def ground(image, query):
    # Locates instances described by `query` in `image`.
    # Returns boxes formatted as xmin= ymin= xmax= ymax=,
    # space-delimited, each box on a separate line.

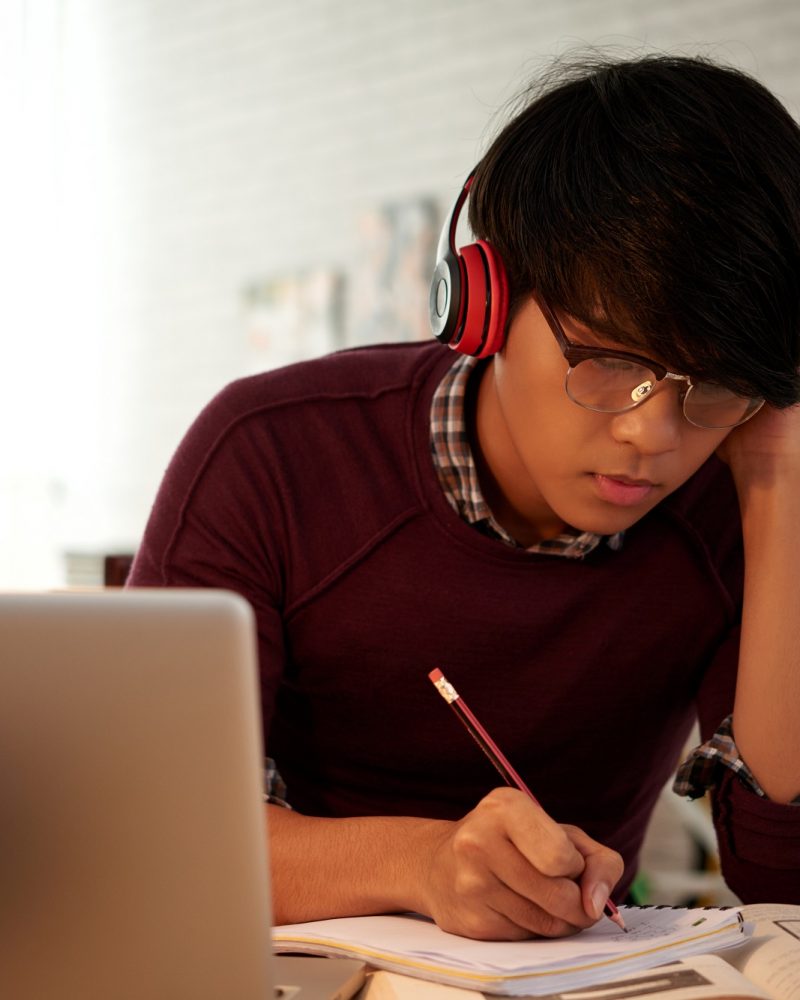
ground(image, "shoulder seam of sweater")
xmin=159 ymin=351 xmax=445 ymax=588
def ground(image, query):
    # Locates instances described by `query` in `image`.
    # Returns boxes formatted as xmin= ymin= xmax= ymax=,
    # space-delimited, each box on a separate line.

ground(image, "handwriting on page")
xmin=589 ymin=910 xmax=711 ymax=943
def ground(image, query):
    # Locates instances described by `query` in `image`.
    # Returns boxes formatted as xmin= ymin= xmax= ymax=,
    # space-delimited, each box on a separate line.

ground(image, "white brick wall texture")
xmin=5 ymin=0 xmax=796 ymax=903
xmin=5 ymin=0 xmax=800 ymax=580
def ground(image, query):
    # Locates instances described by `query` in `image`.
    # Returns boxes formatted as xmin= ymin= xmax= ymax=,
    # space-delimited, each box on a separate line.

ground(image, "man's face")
xmin=474 ymin=296 xmax=733 ymax=543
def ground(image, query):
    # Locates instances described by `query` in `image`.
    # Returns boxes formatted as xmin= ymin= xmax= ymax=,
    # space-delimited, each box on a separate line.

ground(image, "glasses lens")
xmin=566 ymin=358 xmax=764 ymax=428
xmin=684 ymin=384 xmax=763 ymax=428
xmin=567 ymin=357 xmax=658 ymax=412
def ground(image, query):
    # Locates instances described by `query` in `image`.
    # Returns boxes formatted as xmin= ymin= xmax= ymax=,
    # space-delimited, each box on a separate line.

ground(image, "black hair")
xmin=468 ymin=53 xmax=800 ymax=407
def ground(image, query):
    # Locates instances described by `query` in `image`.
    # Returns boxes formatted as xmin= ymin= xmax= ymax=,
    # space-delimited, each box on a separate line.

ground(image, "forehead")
xmin=555 ymin=302 xmax=656 ymax=353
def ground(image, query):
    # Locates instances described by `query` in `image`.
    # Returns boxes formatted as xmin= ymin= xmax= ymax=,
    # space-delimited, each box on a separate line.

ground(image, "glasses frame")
xmin=533 ymin=292 xmax=764 ymax=429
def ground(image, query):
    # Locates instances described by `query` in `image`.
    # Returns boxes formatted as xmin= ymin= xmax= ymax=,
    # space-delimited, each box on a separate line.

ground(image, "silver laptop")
xmin=0 ymin=589 xmax=365 ymax=1000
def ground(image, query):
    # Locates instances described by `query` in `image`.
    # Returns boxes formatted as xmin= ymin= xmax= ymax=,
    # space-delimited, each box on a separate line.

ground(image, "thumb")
xmin=564 ymin=825 xmax=624 ymax=921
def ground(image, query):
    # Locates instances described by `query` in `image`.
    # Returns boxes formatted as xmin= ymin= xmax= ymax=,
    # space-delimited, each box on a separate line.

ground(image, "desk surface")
xmin=360 ymin=971 xmax=476 ymax=999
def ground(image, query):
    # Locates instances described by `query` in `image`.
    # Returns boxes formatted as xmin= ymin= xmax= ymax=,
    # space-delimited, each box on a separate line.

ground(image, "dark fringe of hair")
xmin=469 ymin=52 xmax=800 ymax=407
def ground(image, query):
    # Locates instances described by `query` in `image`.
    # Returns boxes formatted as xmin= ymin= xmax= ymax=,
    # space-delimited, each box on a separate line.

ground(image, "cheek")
xmin=497 ymin=369 xmax=602 ymax=462
xmin=680 ymin=429 xmax=731 ymax=471
xmin=495 ymin=350 xmax=572 ymax=427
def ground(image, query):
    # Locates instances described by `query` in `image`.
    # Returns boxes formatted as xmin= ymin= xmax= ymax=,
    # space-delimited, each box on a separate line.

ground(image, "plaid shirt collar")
xmin=430 ymin=353 xmax=624 ymax=558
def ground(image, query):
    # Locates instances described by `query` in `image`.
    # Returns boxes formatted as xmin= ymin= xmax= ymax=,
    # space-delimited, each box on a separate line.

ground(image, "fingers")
xmin=500 ymin=793 xmax=586 ymax=881
xmin=424 ymin=788 xmax=620 ymax=940
xmin=438 ymin=871 xmax=586 ymax=941
xmin=562 ymin=824 xmax=625 ymax=921
xmin=446 ymin=818 xmax=589 ymax=938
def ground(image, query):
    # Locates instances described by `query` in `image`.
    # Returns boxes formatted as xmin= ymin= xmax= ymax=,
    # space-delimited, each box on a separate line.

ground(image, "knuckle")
xmin=531 ymin=908 xmax=577 ymax=939
xmin=452 ymin=867 xmax=487 ymax=901
xmin=538 ymin=837 xmax=581 ymax=876
xmin=593 ymin=844 xmax=625 ymax=883
xmin=534 ymin=876 xmax=570 ymax=914
xmin=534 ymin=877 xmax=591 ymax=930
xmin=450 ymin=824 xmax=487 ymax=863
xmin=458 ymin=911 xmax=505 ymax=940
xmin=479 ymin=786 xmax=518 ymax=817
xmin=436 ymin=905 xmax=521 ymax=941
xmin=483 ymin=785 xmax=517 ymax=805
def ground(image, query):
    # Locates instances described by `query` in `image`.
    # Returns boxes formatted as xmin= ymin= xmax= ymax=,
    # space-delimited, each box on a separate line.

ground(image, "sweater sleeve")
xmin=127 ymin=389 xmax=290 ymax=751
xmin=681 ymin=625 xmax=800 ymax=903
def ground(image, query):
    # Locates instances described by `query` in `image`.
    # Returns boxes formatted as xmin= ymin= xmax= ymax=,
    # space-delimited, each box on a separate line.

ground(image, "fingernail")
xmin=591 ymin=883 xmax=610 ymax=919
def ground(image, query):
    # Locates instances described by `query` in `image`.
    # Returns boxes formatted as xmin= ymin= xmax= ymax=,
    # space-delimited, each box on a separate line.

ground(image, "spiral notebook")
xmin=273 ymin=904 xmax=749 ymax=996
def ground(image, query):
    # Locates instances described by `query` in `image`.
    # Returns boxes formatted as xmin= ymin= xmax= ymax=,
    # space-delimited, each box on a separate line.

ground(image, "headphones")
xmin=428 ymin=169 xmax=510 ymax=358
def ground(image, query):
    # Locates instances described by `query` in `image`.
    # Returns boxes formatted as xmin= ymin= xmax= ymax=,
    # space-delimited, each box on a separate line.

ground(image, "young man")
xmin=129 ymin=54 xmax=800 ymax=939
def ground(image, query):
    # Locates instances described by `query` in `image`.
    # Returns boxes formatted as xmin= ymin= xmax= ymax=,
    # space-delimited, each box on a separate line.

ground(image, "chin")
xmin=563 ymin=503 xmax=655 ymax=535
xmin=561 ymin=503 xmax=653 ymax=537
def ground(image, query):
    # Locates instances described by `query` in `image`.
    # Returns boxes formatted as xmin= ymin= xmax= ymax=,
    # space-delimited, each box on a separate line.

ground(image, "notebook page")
xmin=274 ymin=905 xmax=745 ymax=974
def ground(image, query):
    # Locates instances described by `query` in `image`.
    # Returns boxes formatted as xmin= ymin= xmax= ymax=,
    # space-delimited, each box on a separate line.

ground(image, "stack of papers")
xmin=273 ymin=906 xmax=748 ymax=996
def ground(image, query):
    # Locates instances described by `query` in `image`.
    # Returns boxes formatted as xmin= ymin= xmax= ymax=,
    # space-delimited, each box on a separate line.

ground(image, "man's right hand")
xmin=420 ymin=787 xmax=624 ymax=940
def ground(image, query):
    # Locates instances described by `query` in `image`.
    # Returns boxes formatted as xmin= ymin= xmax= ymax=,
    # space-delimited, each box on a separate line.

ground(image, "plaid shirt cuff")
xmin=263 ymin=756 xmax=291 ymax=808
xmin=673 ymin=714 xmax=800 ymax=803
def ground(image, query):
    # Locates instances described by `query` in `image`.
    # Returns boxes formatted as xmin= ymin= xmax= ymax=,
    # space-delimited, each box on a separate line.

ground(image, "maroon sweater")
xmin=130 ymin=341 xmax=800 ymax=903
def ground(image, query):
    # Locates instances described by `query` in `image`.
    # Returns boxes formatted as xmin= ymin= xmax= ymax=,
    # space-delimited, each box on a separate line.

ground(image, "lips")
xmin=592 ymin=473 xmax=656 ymax=507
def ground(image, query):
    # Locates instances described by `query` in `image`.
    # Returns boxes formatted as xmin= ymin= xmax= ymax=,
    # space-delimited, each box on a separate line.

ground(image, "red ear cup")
xmin=429 ymin=172 xmax=511 ymax=358
xmin=450 ymin=240 xmax=509 ymax=358
xmin=453 ymin=242 xmax=488 ymax=356
xmin=476 ymin=238 xmax=509 ymax=358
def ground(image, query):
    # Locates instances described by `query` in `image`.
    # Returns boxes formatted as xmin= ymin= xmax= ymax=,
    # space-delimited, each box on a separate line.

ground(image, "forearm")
xmin=266 ymin=786 xmax=624 ymax=938
xmin=266 ymin=805 xmax=451 ymax=925
xmin=732 ymin=462 xmax=800 ymax=803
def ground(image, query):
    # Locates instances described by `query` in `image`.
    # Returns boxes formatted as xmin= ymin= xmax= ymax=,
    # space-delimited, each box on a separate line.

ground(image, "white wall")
xmin=4 ymin=0 xmax=800 ymax=585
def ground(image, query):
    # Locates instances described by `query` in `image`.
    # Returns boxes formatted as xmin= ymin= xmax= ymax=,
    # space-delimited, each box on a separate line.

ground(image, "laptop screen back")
xmin=0 ymin=589 xmax=275 ymax=1000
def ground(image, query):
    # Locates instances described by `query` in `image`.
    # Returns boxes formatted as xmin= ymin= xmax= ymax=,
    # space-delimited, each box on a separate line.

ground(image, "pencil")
xmin=428 ymin=667 xmax=627 ymax=933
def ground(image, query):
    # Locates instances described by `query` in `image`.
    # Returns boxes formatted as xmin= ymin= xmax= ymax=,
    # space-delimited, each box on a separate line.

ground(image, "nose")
xmin=609 ymin=381 xmax=684 ymax=455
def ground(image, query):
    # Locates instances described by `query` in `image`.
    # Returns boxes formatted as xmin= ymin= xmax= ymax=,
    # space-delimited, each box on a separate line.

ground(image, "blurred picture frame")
xmin=243 ymin=268 xmax=345 ymax=369
xmin=347 ymin=196 xmax=439 ymax=347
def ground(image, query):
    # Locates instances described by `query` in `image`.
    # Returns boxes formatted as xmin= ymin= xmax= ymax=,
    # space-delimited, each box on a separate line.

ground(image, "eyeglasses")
xmin=534 ymin=293 xmax=764 ymax=430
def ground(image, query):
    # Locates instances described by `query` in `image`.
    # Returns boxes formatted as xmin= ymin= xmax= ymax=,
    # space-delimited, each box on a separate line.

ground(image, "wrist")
xmin=731 ymin=461 xmax=800 ymax=534
xmin=397 ymin=818 xmax=454 ymax=916
xmin=728 ymin=451 xmax=800 ymax=492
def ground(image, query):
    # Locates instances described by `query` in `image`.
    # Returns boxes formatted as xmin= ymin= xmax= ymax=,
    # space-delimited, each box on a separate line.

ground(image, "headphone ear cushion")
xmin=453 ymin=243 xmax=488 ymax=356
xmin=454 ymin=240 xmax=510 ymax=358
xmin=477 ymin=239 xmax=509 ymax=357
